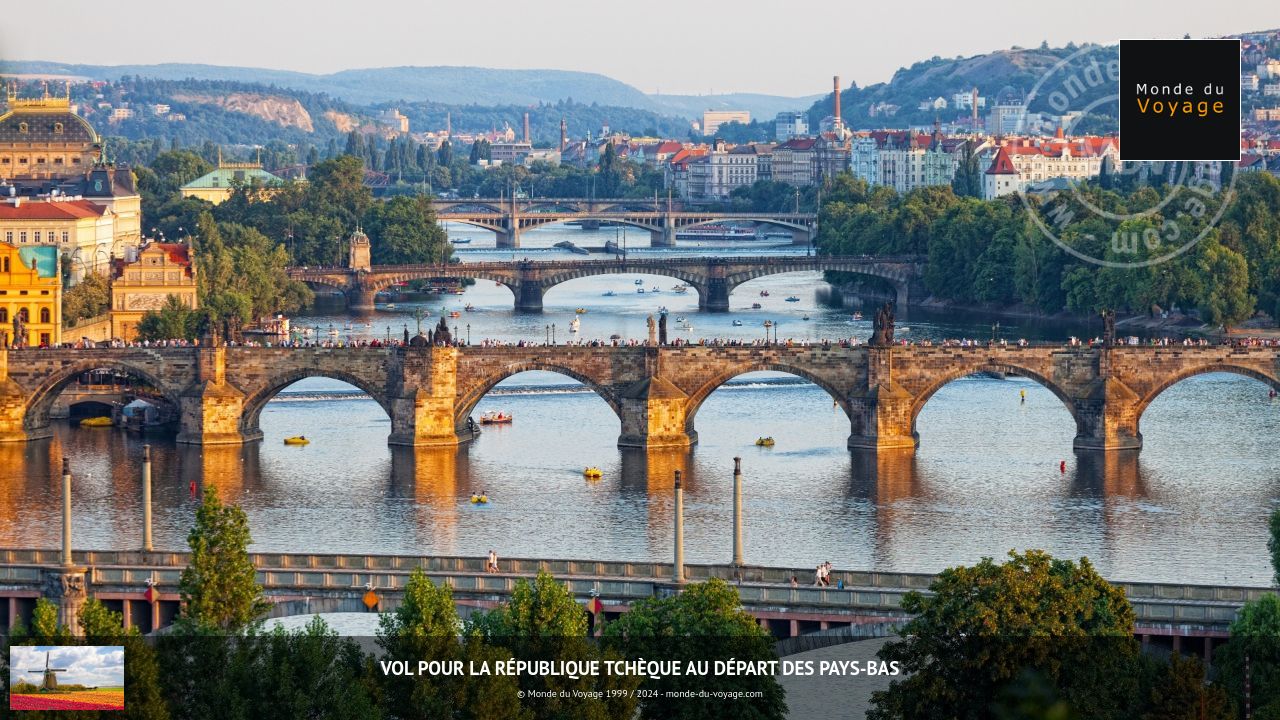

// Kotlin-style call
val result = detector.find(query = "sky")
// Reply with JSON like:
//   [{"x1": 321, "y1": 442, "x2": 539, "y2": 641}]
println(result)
[
  {"x1": 0, "y1": 1, "x2": 1276, "y2": 96},
  {"x1": 10, "y1": 646, "x2": 125, "y2": 688}
]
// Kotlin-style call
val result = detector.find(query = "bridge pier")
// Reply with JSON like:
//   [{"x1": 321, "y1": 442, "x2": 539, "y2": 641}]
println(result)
[
  {"x1": 1071, "y1": 377, "x2": 1143, "y2": 452},
  {"x1": 346, "y1": 287, "x2": 378, "y2": 311},
  {"x1": 176, "y1": 346, "x2": 249, "y2": 446},
  {"x1": 389, "y1": 347, "x2": 469, "y2": 447},
  {"x1": 496, "y1": 226, "x2": 521, "y2": 249},
  {"x1": 514, "y1": 283, "x2": 545, "y2": 313},
  {"x1": 651, "y1": 225, "x2": 677, "y2": 248},
  {"x1": 0, "y1": 349, "x2": 29, "y2": 442},
  {"x1": 791, "y1": 228, "x2": 814, "y2": 246},
  {"x1": 846, "y1": 380, "x2": 918, "y2": 452},
  {"x1": 618, "y1": 377, "x2": 697, "y2": 449}
]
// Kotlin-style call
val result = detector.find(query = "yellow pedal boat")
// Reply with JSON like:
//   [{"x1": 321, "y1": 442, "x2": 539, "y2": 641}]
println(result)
[{"x1": 283, "y1": 436, "x2": 310, "y2": 445}]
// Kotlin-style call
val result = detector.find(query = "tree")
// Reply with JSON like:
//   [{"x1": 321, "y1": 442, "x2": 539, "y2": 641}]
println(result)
[
  {"x1": 136, "y1": 295, "x2": 201, "y2": 341},
  {"x1": 362, "y1": 195, "x2": 451, "y2": 265},
  {"x1": 1270, "y1": 508, "x2": 1280, "y2": 587},
  {"x1": 1216, "y1": 593, "x2": 1280, "y2": 716},
  {"x1": 1195, "y1": 237, "x2": 1254, "y2": 329},
  {"x1": 604, "y1": 578, "x2": 787, "y2": 720},
  {"x1": 79, "y1": 598, "x2": 171, "y2": 720},
  {"x1": 951, "y1": 142, "x2": 983, "y2": 198},
  {"x1": 869, "y1": 550, "x2": 1141, "y2": 720},
  {"x1": 176, "y1": 486, "x2": 270, "y2": 632},
  {"x1": 1141, "y1": 653, "x2": 1231, "y2": 720},
  {"x1": 62, "y1": 271, "x2": 110, "y2": 326},
  {"x1": 467, "y1": 571, "x2": 638, "y2": 720}
]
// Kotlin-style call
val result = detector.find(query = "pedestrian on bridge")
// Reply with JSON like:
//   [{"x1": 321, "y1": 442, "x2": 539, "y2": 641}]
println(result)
[{"x1": 487, "y1": 549, "x2": 499, "y2": 574}]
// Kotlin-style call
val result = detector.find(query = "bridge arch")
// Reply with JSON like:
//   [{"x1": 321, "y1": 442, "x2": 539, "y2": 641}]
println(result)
[
  {"x1": 239, "y1": 369, "x2": 394, "y2": 441},
  {"x1": 1135, "y1": 363, "x2": 1280, "y2": 422},
  {"x1": 453, "y1": 363, "x2": 622, "y2": 432},
  {"x1": 23, "y1": 359, "x2": 182, "y2": 432},
  {"x1": 682, "y1": 363, "x2": 852, "y2": 434},
  {"x1": 908, "y1": 363, "x2": 1079, "y2": 437}
]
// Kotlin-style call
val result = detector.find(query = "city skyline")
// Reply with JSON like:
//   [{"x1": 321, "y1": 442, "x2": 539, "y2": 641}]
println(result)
[{"x1": 0, "y1": 0, "x2": 1275, "y2": 97}]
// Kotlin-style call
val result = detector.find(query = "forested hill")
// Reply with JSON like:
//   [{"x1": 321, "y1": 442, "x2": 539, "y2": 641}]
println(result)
[
  {"x1": 809, "y1": 43, "x2": 1118, "y2": 131},
  {"x1": 41, "y1": 76, "x2": 694, "y2": 147}
]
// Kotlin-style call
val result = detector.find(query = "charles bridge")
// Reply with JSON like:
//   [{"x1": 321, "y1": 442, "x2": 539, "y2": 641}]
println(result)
[
  {"x1": 428, "y1": 195, "x2": 818, "y2": 249},
  {"x1": 1, "y1": 343, "x2": 1277, "y2": 453},
  {"x1": 287, "y1": 255, "x2": 921, "y2": 312}
]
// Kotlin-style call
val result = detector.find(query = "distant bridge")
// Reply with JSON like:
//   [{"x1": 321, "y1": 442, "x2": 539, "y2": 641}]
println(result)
[
  {"x1": 288, "y1": 255, "x2": 922, "y2": 311},
  {"x1": 431, "y1": 197, "x2": 817, "y2": 248}
]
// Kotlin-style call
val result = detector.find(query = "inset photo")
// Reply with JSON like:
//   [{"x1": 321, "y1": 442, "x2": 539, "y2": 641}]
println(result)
[{"x1": 9, "y1": 646, "x2": 125, "y2": 711}]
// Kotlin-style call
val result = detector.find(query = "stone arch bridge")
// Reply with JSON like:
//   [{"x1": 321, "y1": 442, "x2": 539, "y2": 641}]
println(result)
[
  {"x1": 1, "y1": 344, "x2": 1276, "y2": 453},
  {"x1": 289, "y1": 255, "x2": 922, "y2": 311}
]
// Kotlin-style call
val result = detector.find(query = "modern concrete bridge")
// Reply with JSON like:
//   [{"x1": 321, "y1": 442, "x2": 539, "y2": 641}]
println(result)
[
  {"x1": 1, "y1": 344, "x2": 1276, "y2": 452},
  {"x1": 287, "y1": 255, "x2": 920, "y2": 311},
  {"x1": 0, "y1": 548, "x2": 1255, "y2": 653},
  {"x1": 429, "y1": 196, "x2": 817, "y2": 248}
]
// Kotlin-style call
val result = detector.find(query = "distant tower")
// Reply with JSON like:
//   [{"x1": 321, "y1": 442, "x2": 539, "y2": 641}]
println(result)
[
  {"x1": 348, "y1": 228, "x2": 371, "y2": 272},
  {"x1": 445, "y1": 112, "x2": 452, "y2": 137},
  {"x1": 523, "y1": 113, "x2": 530, "y2": 144},
  {"x1": 971, "y1": 87, "x2": 979, "y2": 130},
  {"x1": 559, "y1": 117, "x2": 567, "y2": 152},
  {"x1": 832, "y1": 75, "x2": 842, "y2": 131}
]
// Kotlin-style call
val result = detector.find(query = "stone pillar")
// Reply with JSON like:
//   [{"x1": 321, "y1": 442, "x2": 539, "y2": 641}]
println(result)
[
  {"x1": 513, "y1": 283, "x2": 544, "y2": 313},
  {"x1": 791, "y1": 227, "x2": 812, "y2": 246},
  {"x1": 388, "y1": 347, "x2": 462, "y2": 446},
  {"x1": 651, "y1": 221, "x2": 677, "y2": 248},
  {"x1": 496, "y1": 222, "x2": 521, "y2": 248},
  {"x1": 141, "y1": 445, "x2": 154, "y2": 552},
  {"x1": 176, "y1": 346, "x2": 247, "y2": 445},
  {"x1": 673, "y1": 470, "x2": 685, "y2": 584},
  {"x1": 700, "y1": 278, "x2": 731, "y2": 312},
  {"x1": 43, "y1": 567, "x2": 88, "y2": 636},
  {"x1": 1072, "y1": 377, "x2": 1143, "y2": 452},
  {"x1": 618, "y1": 376, "x2": 695, "y2": 448},
  {"x1": 346, "y1": 286, "x2": 377, "y2": 311},
  {"x1": 847, "y1": 347, "x2": 917, "y2": 451},
  {"x1": 732, "y1": 457, "x2": 745, "y2": 567},
  {"x1": 0, "y1": 348, "x2": 28, "y2": 443}
]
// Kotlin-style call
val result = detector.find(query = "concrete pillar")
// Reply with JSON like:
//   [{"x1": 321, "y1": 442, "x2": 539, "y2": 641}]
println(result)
[
  {"x1": 513, "y1": 283, "x2": 545, "y2": 313},
  {"x1": 673, "y1": 470, "x2": 684, "y2": 584},
  {"x1": 618, "y1": 375, "x2": 695, "y2": 449},
  {"x1": 0, "y1": 348, "x2": 29, "y2": 443},
  {"x1": 388, "y1": 347, "x2": 463, "y2": 447},
  {"x1": 142, "y1": 445, "x2": 153, "y2": 552},
  {"x1": 732, "y1": 457, "x2": 745, "y2": 567},
  {"x1": 1172, "y1": 635, "x2": 1182, "y2": 653},
  {"x1": 790, "y1": 228, "x2": 812, "y2": 246},
  {"x1": 652, "y1": 216, "x2": 677, "y2": 248},
  {"x1": 346, "y1": 286, "x2": 377, "y2": 311},
  {"x1": 121, "y1": 599, "x2": 132, "y2": 630},
  {"x1": 62, "y1": 458, "x2": 72, "y2": 566},
  {"x1": 1072, "y1": 376, "x2": 1143, "y2": 452},
  {"x1": 496, "y1": 224, "x2": 521, "y2": 248},
  {"x1": 177, "y1": 346, "x2": 247, "y2": 445},
  {"x1": 790, "y1": 619, "x2": 800, "y2": 637}
]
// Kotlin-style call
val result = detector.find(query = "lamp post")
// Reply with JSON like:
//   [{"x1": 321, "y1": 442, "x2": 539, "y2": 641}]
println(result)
[
  {"x1": 62, "y1": 458, "x2": 73, "y2": 566},
  {"x1": 466, "y1": 324, "x2": 471, "y2": 345},
  {"x1": 732, "y1": 457, "x2": 744, "y2": 567},
  {"x1": 552, "y1": 324, "x2": 557, "y2": 345},
  {"x1": 673, "y1": 470, "x2": 684, "y2": 583},
  {"x1": 142, "y1": 445, "x2": 153, "y2": 552}
]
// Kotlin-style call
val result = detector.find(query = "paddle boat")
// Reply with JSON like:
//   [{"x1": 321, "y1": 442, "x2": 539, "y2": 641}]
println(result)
[
  {"x1": 583, "y1": 467, "x2": 603, "y2": 479},
  {"x1": 283, "y1": 435, "x2": 310, "y2": 446},
  {"x1": 79, "y1": 416, "x2": 113, "y2": 428},
  {"x1": 575, "y1": 307, "x2": 589, "y2": 314},
  {"x1": 470, "y1": 493, "x2": 489, "y2": 504},
  {"x1": 732, "y1": 319, "x2": 743, "y2": 326},
  {"x1": 480, "y1": 411, "x2": 513, "y2": 424},
  {"x1": 785, "y1": 296, "x2": 800, "y2": 302},
  {"x1": 755, "y1": 437, "x2": 775, "y2": 447}
]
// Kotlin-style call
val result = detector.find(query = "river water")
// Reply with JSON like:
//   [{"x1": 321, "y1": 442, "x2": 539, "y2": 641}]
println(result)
[{"x1": 1, "y1": 225, "x2": 1277, "y2": 586}]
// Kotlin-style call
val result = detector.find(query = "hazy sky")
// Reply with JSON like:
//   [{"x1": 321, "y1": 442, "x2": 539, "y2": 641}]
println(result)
[{"x1": 1, "y1": 1, "x2": 1276, "y2": 96}]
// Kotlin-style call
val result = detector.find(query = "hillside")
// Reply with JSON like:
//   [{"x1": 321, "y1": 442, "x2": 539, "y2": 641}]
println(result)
[
  {"x1": 809, "y1": 43, "x2": 1120, "y2": 130},
  {"x1": 650, "y1": 93, "x2": 823, "y2": 122}
]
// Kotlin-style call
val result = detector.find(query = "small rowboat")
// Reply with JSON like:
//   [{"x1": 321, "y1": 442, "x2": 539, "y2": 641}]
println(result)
[{"x1": 284, "y1": 436, "x2": 310, "y2": 445}]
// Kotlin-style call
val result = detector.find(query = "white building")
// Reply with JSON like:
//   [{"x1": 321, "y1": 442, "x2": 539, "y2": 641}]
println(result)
[
  {"x1": 774, "y1": 112, "x2": 808, "y2": 141},
  {"x1": 702, "y1": 110, "x2": 750, "y2": 136},
  {"x1": 983, "y1": 146, "x2": 1020, "y2": 199},
  {"x1": 980, "y1": 135, "x2": 1120, "y2": 199},
  {"x1": 1259, "y1": 59, "x2": 1280, "y2": 80},
  {"x1": 952, "y1": 92, "x2": 987, "y2": 111},
  {"x1": 1264, "y1": 83, "x2": 1280, "y2": 97},
  {"x1": 988, "y1": 93, "x2": 1027, "y2": 135},
  {"x1": 1243, "y1": 74, "x2": 1261, "y2": 92}
]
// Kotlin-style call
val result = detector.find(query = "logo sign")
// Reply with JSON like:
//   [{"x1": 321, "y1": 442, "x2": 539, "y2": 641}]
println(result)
[
  {"x1": 1019, "y1": 42, "x2": 1238, "y2": 269},
  {"x1": 1119, "y1": 39, "x2": 1241, "y2": 162}
]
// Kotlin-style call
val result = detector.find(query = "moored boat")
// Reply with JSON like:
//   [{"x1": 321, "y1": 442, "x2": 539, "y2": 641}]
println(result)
[{"x1": 480, "y1": 411, "x2": 513, "y2": 424}]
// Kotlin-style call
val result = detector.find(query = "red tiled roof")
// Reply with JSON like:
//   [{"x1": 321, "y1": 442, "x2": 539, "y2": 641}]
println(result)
[
  {"x1": 0, "y1": 198, "x2": 105, "y2": 220},
  {"x1": 985, "y1": 146, "x2": 1018, "y2": 175}
]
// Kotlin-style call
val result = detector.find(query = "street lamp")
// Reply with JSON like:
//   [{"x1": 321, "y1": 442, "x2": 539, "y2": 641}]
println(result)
[{"x1": 466, "y1": 324, "x2": 471, "y2": 345}]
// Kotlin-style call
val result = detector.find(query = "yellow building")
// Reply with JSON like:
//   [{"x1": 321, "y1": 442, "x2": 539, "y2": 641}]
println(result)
[
  {"x1": 0, "y1": 241, "x2": 61, "y2": 347},
  {"x1": 0, "y1": 197, "x2": 116, "y2": 280},
  {"x1": 109, "y1": 242, "x2": 197, "y2": 341}
]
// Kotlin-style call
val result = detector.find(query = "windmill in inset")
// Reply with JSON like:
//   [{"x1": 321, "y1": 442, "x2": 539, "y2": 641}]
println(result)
[{"x1": 27, "y1": 651, "x2": 68, "y2": 690}]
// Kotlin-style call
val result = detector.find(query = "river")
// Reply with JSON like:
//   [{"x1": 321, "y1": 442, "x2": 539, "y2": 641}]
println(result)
[{"x1": 0, "y1": 224, "x2": 1276, "y2": 586}]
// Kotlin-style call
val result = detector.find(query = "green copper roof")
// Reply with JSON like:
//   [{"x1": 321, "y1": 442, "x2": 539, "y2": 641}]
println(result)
[{"x1": 182, "y1": 166, "x2": 284, "y2": 190}]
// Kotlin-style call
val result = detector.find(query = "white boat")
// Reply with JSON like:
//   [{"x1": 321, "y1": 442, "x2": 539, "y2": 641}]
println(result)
[
  {"x1": 602, "y1": 291, "x2": 616, "y2": 297},
  {"x1": 676, "y1": 224, "x2": 757, "y2": 241},
  {"x1": 637, "y1": 288, "x2": 646, "y2": 294},
  {"x1": 385, "y1": 303, "x2": 397, "y2": 310},
  {"x1": 634, "y1": 279, "x2": 644, "y2": 285},
  {"x1": 570, "y1": 317, "x2": 580, "y2": 333},
  {"x1": 673, "y1": 286, "x2": 688, "y2": 294},
  {"x1": 732, "y1": 320, "x2": 743, "y2": 326}
]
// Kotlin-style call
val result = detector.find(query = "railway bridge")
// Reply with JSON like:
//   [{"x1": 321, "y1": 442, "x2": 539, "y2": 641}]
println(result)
[
  {"x1": 1, "y1": 344, "x2": 1276, "y2": 453},
  {"x1": 288, "y1": 255, "x2": 922, "y2": 311}
]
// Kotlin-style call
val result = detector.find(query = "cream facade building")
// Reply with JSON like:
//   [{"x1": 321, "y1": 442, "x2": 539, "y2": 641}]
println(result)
[{"x1": 109, "y1": 242, "x2": 197, "y2": 341}]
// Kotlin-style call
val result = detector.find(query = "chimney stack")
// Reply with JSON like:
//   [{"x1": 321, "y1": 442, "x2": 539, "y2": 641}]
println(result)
[
  {"x1": 523, "y1": 113, "x2": 530, "y2": 144},
  {"x1": 833, "y1": 75, "x2": 842, "y2": 128},
  {"x1": 559, "y1": 117, "x2": 567, "y2": 153}
]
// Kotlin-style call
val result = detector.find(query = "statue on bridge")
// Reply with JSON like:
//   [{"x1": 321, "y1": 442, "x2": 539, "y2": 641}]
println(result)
[
  {"x1": 647, "y1": 315, "x2": 657, "y2": 346},
  {"x1": 658, "y1": 314, "x2": 668, "y2": 346},
  {"x1": 434, "y1": 317, "x2": 453, "y2": 346},
  {"x1": 870, "y1": 302, "x2": 895, "y2": 346},
  {"x1": 1102, "y1": 309, "x2": 1116, "y2": 347},
  {"x1": 11, "y1": 311, "x2": 27, "y2": 349}
]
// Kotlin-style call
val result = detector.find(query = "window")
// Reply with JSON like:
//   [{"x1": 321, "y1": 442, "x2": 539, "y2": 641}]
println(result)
[
  {"x1": 39, "y1": 308, "x2": 50, "y2": 323},
  {"x1": 17, "y1": 122, "x2": 27, "y2": 133},
  {"x1": 0, "y1": 309, "x2": 6, "y2": 322},
  {"x1": 53, "y1": 122, "x2": 63, "y2": 134},
  {"x1": 4, "y1": 231, "x2": 10, "y2": 243},
  {"x1": 1, "y1": 258, "x2": 6, "y2": 272},
  {"x1": 33, "y1": 232, "x2": 40, "y2": 243},
  {"x1": 61, "y1": 231, "x2": 68, "y2": 244},
  {"x1": 19, "y1": 232, "x2": 27, "y2": 243},
  {"x1": 39, "y1": 333, "x2": 49, "y2": 347}
]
